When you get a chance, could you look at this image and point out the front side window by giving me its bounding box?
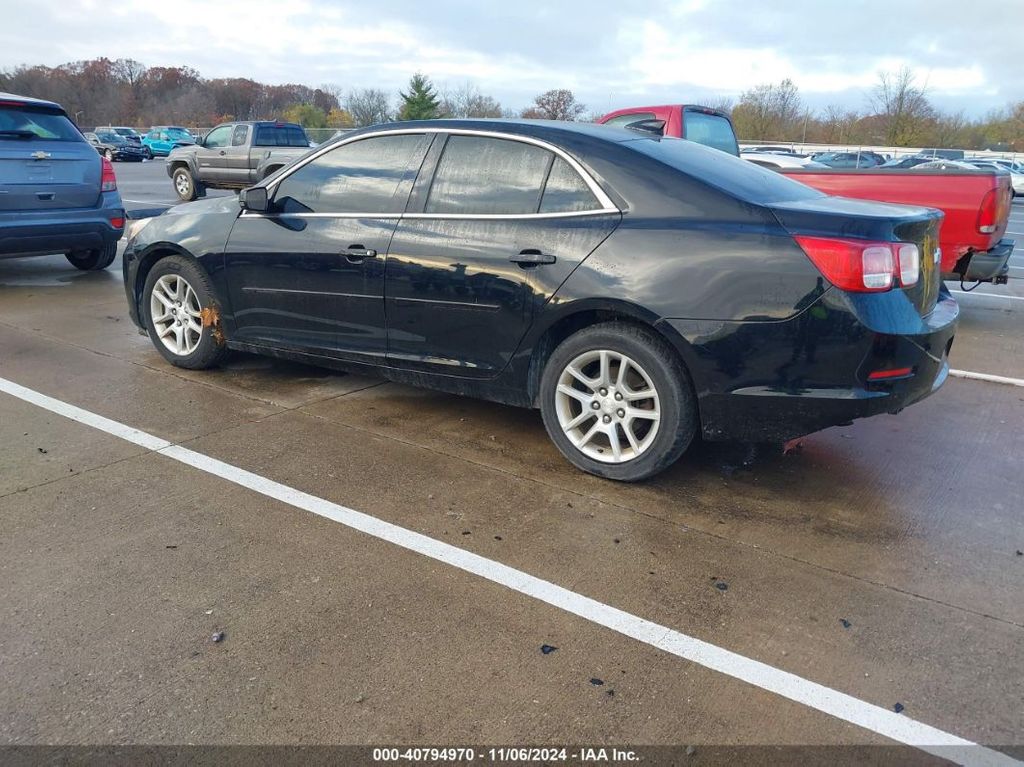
[273,133,429,214]
[231,125,249,147]
[539,157,600,213]
[204,126,232,148]
[426,136,551,215]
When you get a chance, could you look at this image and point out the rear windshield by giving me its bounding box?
[628,136,824,204]
[683,110,740,156]
[254,125,309,147]
[0,105,82,142]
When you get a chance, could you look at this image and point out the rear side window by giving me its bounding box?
[683,110,739,156]
[254,125,309,147]
[427,136,551,215]
[0,106,82,142]
[274,134,429,214]
[540,157,600,213]
[231,125,249,146]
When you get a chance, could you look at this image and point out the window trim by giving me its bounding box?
[258,127,619,220]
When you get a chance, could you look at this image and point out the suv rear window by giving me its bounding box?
[254,125,309,147]
[0,105,82,142]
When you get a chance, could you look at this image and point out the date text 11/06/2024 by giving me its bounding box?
[372,747,640,762]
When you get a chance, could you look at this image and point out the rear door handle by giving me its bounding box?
[341,245,378,261]
[510,249,556,267]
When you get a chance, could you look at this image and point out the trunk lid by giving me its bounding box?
[769,195,943,317]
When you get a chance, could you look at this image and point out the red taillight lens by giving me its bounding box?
[794,236,919,293]
[976,187,1008,235]
[100,157,117,192]
[867,366,914,381]
[109,217,125,229]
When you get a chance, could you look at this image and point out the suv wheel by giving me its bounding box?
[142,256,227,369]
[172,167,201,202]
[143,146,152,160]
[539,322,698,481]
[66,242,117,271]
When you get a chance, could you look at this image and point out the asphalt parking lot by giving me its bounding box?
[1,160,1022,762]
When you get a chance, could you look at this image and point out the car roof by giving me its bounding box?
[342,118,651,145]
[0,91,66,111]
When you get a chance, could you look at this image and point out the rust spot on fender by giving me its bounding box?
[200,306,225,345]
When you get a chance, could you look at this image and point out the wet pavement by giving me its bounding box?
[0,164,1022,757]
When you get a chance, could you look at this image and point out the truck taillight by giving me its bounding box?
[977,188,1006,235]
[100,157,117,192]
[794,236,920,293]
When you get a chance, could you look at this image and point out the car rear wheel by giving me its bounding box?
[172,167,201,202]
[142,256,227,369]
[143,147,152,160]
[66,242,117,271]
[539,322,697,481]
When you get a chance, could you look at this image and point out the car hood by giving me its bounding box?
[164,195,240,217]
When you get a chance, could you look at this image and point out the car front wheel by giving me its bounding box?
[142,256,227,369]
[172,167,201,202]
[539,322,698,481]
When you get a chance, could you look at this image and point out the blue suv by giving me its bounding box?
[142,127,195,157]
[0,92,124,270]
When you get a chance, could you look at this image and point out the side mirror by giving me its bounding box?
[196,135,206,147]
[239,187,269,213]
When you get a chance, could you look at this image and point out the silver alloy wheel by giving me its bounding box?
[150,274,203,356]
[554,349,661,463]
[174,171,191,197]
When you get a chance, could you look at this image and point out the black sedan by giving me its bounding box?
[122,120,957,481]
[85,131,146,162]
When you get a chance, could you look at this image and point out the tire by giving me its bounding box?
[172,167,201,202]
[142,255,227,370]
[539,322,697,482]
[66,242,117,271]
[143,147,152,160]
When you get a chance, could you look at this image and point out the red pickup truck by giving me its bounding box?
[597,104,1015,283]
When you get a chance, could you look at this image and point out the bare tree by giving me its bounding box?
[344,88,392,127]
[440,82,504,118]
[870,67,935,146]
[731,79,802,140]
[521,89,586,121]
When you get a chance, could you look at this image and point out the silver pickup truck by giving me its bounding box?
[166,121,312,201]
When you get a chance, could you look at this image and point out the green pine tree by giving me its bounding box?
[399,73,441,121]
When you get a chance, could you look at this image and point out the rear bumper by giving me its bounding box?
[660,288,959,443]
[961,238,1014,284]
[0,192,125,259]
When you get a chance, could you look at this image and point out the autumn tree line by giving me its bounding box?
[2,58,1021,150]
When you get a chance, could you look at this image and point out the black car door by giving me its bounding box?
[222,132,433,362]
[385,132,621,378]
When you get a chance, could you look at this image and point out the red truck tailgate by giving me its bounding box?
[780,168,1011,275]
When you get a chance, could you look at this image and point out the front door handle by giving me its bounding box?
[510,249,556,267]
[341,245,378,261]
[219,150,226,156]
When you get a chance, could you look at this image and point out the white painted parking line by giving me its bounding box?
[950,289,1024,303]
[122,199,175,206]
[950,370,1024,388]
[0,375,1016,767]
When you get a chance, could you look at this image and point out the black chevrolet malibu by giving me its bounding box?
[122,120,957,481]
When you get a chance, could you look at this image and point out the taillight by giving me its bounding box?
[794,236,920,293]
[109,217,125,229]
[100,157,117,192]
[977,188,1006,235]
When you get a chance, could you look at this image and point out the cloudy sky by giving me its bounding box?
[1,0,1020,116]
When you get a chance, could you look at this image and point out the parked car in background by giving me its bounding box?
[968,159,1024,195]
[124,119,956,481]
[880,156,936,169]
[142,127,195,157]
[741,151,828,169]
[812,151,885,168]
[165,121,311,201]
[85,131,146,162]
[779,164,1014,283]
[0,92,124,270]
[95,125,148,157]
[597,104,740,155]
[919,148,965,160]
